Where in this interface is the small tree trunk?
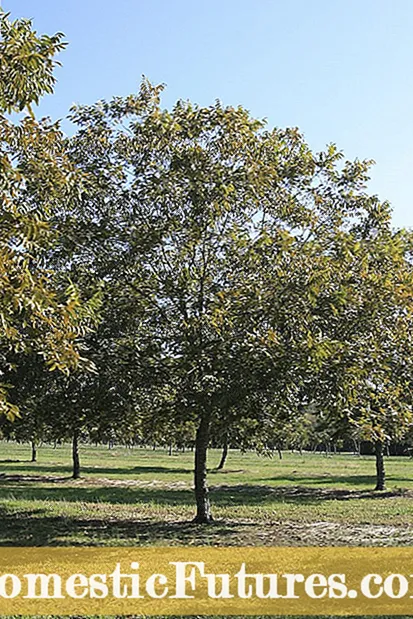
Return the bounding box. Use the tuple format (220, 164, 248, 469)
(168, 442, 172, 456)
(276, 444, 283, 460)
(374, 440, 385, 491)
(72, 430, 80, 479)
(30, 440, 37, 463)
(217, 437, 228, 470)
(193, 414, 213, 523)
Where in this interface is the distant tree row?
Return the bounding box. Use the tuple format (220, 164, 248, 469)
(2, 10, 413, 522)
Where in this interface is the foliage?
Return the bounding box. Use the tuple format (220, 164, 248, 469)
(3, 5, 413, 508)
(0, 11, 100, 419)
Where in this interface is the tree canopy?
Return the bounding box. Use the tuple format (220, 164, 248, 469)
(2, 9, 413, 520)
(0, 11, 100, 418)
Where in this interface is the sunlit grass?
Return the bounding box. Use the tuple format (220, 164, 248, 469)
(1, 442, 413, 546)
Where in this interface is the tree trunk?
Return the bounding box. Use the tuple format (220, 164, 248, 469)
(193, 415, 213, 523)
(168, 442, 172, 456)
(276, 444, 283, 460)
(30, 440, 37, 463)
(72, 430, 80, 479)
(217, 437, 228, 470)
(374, 440, 385, 490)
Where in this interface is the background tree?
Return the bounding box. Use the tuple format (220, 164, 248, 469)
(307, 210, 413, 489)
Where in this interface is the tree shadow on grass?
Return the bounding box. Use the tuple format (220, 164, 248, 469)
(0, 481, 194, 505)
(0, 504, 252, 547)
(4, 465, 409, 490)
(258, 473, 413, 487)
(0, 475, 407, 507)
(0, 500, 410, 548)
(0, 463, 191, 476)
(212, 484, 407, 503)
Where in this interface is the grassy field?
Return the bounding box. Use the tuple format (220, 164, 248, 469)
(1, 441, 413, 547)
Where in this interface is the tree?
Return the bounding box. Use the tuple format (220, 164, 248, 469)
(0, 353, 50, 461)
(0, 10, 98, 420)
(64, 86, 307, 521)
(305, 212, 413, 490)
(65, 80, 406, 522)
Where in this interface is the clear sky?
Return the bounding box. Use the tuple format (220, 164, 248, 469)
(4, 0, 413, 228)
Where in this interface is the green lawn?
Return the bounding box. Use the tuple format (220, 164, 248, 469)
(1, 442, 413, 546)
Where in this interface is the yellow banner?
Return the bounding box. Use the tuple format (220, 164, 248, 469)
(1, 547, 413, 615)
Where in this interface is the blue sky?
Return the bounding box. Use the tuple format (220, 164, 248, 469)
(5, 0, 413, 228)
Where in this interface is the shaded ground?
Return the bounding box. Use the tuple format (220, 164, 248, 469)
(0, 471, 409, 501)
(1, 443, 413, 546)
(1, 502, 412, 547)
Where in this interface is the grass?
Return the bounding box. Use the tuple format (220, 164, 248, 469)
(1, 441, 413, 547)
(1, 445, 413, 617)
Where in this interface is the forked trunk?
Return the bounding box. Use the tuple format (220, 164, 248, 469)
(217, 436, 228, 470)
(193, 414, 213, 523)
(374, 440, 385, 491)
(72, 430, 80, 479)
(30, 440, 37, 463)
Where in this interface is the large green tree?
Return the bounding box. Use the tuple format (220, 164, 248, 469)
(0, 11, 99, 419)
(64, 81, 406, 522)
